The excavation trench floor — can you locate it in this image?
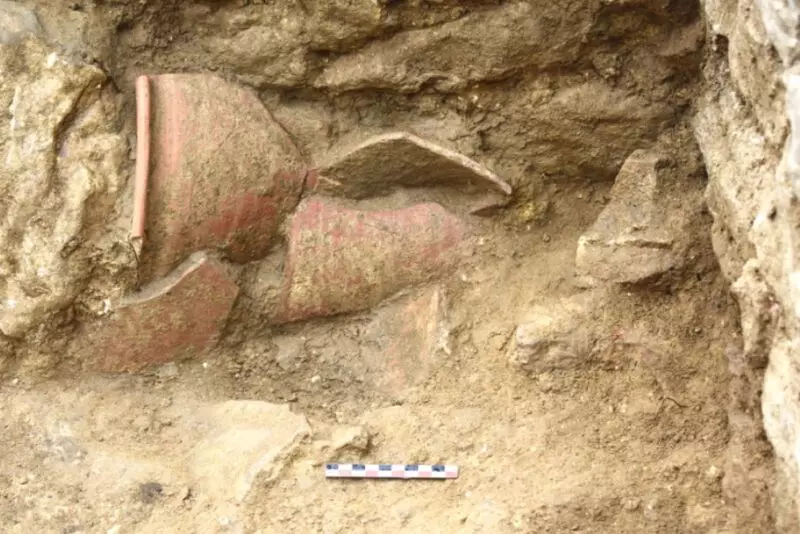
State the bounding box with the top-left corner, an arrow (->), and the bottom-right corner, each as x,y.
0,195 -> 742,533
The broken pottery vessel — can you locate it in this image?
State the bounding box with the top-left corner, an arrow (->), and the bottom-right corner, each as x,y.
74,252 -> 238,372
310,131 -> 512,212
275,197 -> 470,323
136,74 -> 308,283
575,150 -> 676,286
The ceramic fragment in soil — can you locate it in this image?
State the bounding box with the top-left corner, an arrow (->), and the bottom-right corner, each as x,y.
312,132 -> 511,200
139,73 -> 308,282
276,197 -> 470,323
362,285 -> 450,400
575,150 -> 676,286
74,252 -> 238,372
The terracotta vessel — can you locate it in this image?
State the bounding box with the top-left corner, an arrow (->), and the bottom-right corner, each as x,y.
276,197 -> 470,323
76,252 -> 239,373
134,74 -> 308,282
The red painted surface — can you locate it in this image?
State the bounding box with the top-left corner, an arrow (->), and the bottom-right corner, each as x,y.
77,254 -> 239,373
276,197 -> 469,323
140,74 -> 307,282
363,286 -> 448,398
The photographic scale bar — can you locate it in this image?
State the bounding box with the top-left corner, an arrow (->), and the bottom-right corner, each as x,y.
325,463 -> 459,479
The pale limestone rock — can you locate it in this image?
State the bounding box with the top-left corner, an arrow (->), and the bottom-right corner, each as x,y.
0,1 -> 41,44
704,0 -> 738,35
33,3 -> 91,58
575,150 -> 675,286
763,336 -> 800,526
329,425 -> 371,454
694,89 -> 772,281
0,38 -> 130,338
188,401 -> 311,503
699,0 -> 800,528
511,296 -> 596,374
755,0 -> 800,65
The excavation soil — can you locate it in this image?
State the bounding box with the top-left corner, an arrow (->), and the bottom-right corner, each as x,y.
0,1 -> 775,533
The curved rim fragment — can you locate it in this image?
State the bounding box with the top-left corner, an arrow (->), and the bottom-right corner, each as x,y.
315,131 -> 512,198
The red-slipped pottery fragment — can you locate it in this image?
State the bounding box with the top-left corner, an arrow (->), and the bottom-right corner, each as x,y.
77,252 -> 238,372
275,197 -> 470,323
139,74 -> 308,282
362,285 -> 450,400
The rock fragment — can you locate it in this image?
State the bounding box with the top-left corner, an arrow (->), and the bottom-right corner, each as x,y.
0,1 -> 41,44
511,297 -> 596,374
75,252 -> 238,372
315,1 -> 592,92
304,0 -> 383,52
0,39 -> 129,337
276,198 -> 469,323
314,425 -> 372,458
204,12 -> 308,88
188,401 -> 310,503
575,150 -> 675,286
329,425 -> 371,454
314,132 -> 511,199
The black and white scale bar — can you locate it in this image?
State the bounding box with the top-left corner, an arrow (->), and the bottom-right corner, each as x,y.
325,463 -> 459,479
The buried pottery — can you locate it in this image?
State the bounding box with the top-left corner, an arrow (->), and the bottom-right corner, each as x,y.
135,74 -> 308,282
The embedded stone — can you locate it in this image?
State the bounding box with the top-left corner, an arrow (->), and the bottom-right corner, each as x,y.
0,1 -> 41,44
276,197 -> 469,323
188,401 -> 310,503
314,2 -> 592,93
512,314 -> 594,374
76,252 -> 238,372
575,150 -> 676,286
0,39 -> 128,338
511,294 -> 597,374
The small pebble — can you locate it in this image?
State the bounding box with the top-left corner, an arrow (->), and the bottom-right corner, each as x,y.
310,375 -> 321,384
704,465 -> 722,483
542,233 -> 551,243
622,498 -> 640,511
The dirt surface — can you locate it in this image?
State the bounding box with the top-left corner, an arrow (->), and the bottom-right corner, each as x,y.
0,178 -> 769,533
0,1 -> 778,532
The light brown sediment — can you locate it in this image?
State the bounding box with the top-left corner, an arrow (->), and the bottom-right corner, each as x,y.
131,75 -> 151,239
